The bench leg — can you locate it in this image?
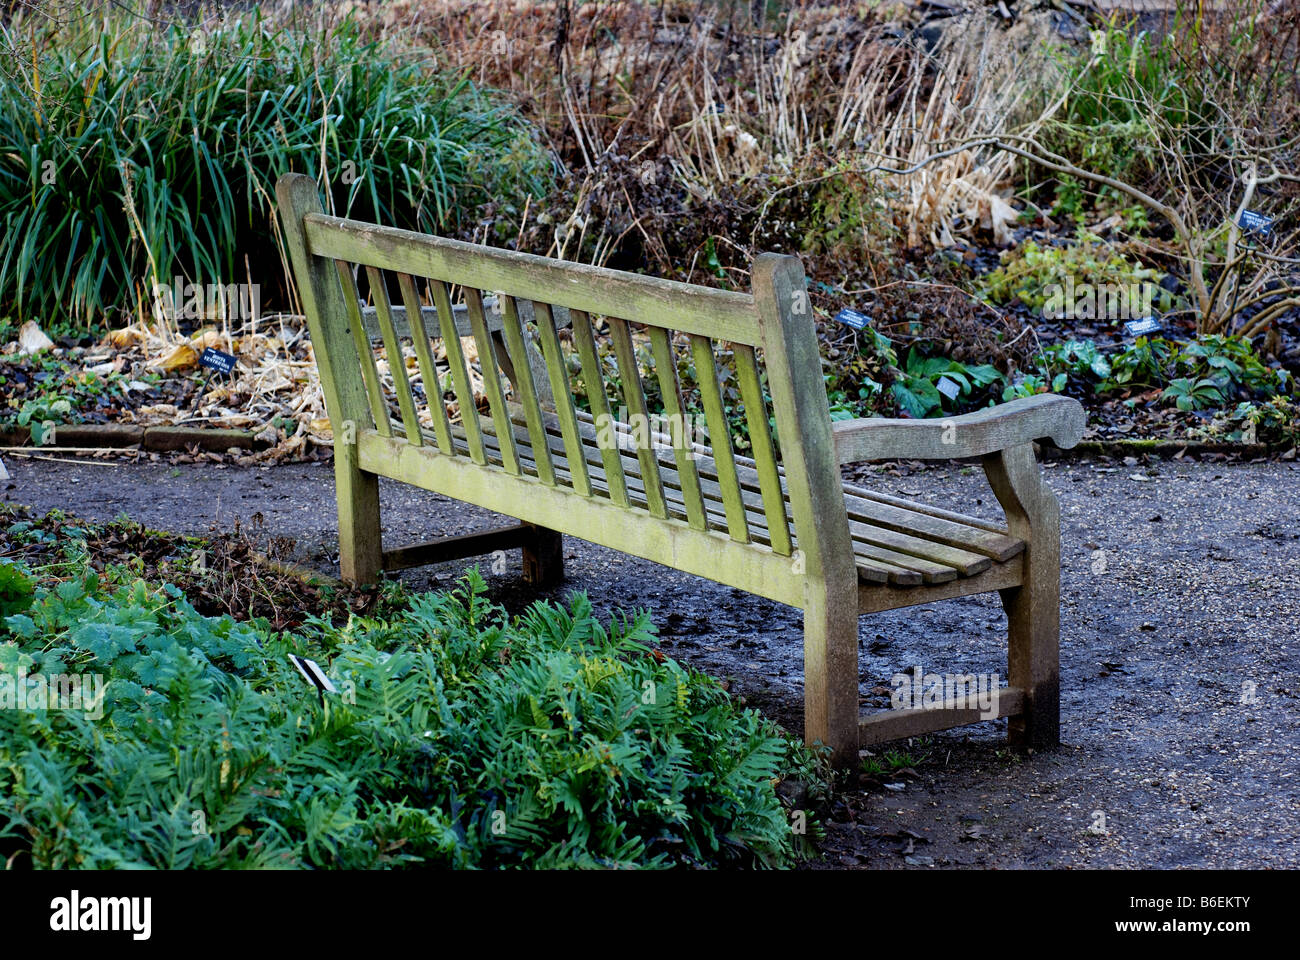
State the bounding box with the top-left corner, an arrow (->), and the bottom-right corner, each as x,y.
336,438 -> 383,585
521,524 -> 563,588
986,444 -> 1061,750
1001,565 -> 1060,749
803,592 -> 861,767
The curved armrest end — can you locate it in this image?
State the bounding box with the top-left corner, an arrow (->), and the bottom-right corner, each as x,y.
1044,395 -> 1086,450
832,394 -> 1087,463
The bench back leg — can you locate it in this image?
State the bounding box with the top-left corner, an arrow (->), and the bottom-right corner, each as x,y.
521,524 -> 563,588
276,174 -> 385,586
336,436 -> 383,586
985,443 -> 1061,749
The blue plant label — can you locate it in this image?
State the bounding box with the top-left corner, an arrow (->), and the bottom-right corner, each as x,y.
289,655 -> 337,694
1237,210 -> 1273,236
834,308 -> 871,331
198,347 -> 238,376
1124,316 -> 1163,337
935,376 -> 961,401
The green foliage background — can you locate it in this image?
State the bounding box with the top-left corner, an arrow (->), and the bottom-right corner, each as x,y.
0,12 -> 555,327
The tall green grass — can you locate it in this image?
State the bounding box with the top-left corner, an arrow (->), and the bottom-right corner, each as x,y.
0,10 -> 556,328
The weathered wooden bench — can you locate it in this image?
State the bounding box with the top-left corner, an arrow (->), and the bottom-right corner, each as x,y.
276,173 -> 1085,765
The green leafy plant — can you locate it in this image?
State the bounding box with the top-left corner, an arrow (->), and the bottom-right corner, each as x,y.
1174,335 -> 1290,398
1162,377 -> 1224,411
891,346 -> 1002,419
0,11 -> 555,327
15,396 -> 72,444
1002,372 -> 1067,402
1106,336 -> 1175,389
0,559 -> 823,869
0,562 -> 35,619
1050,174 -> 1088,226
1043,339 -> 1113,381
1195,397 -> 1300,446
978,234 -> 1170,318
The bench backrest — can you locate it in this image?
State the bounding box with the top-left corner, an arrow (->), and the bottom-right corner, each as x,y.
276,173 -> 855,608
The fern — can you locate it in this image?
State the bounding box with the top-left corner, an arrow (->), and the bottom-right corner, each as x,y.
1,561 -> 824,869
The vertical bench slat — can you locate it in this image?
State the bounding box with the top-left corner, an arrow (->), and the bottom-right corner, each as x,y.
648,327 -> 707,531
365,266 -> 422,447
533,301 -> 592,497
571,309 -> 630,508
608,317 -> 668,519
734,343 -> 792,555
499,295 -> 556,485
464,288 -> 521,476
429,278 -> 486,465
396,272 -> 455,455
689,334 -> 749,543
335,261 -> 391,437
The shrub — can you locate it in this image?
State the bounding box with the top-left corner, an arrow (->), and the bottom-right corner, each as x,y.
0,565 -> 820,869
978,234 -> 1172,319
1037,5 -> 1300,210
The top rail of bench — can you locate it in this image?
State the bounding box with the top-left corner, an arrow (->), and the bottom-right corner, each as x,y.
301,212 -> 761,344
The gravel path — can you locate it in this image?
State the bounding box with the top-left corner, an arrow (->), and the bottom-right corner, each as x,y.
4,451 -> 1297,868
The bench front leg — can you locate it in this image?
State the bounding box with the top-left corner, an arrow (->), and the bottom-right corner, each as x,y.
336,435 -> 383,585
982,442 -> 1060,749
803,583 -> 861,767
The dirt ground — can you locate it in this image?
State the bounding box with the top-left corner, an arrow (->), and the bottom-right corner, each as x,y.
4,450 -> 1297,869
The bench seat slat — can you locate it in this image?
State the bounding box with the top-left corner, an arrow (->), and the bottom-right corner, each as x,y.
648,327 -> 707,531
534,300 -> 592,497
608,316 -> 668,518
570,309 -> 630,508
335,261 -> 391,437
366,364 -> 1018,565
500,294 -> 555,485
733,343 -> 792,556
485,436 -> 934,584
575,404 -> 1020,560
690,334 -> 749,542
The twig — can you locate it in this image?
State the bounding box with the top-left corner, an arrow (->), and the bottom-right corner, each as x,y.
1,451 -> 124,465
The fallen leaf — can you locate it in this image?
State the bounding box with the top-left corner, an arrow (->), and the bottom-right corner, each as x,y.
17,321 -> 54,357
155,342 -> 199,373
979,193 -> 1020,247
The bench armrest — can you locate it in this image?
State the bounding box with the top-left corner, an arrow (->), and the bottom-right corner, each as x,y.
831,394 -> 1086,464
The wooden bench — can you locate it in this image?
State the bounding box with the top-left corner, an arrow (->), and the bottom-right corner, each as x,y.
276,173 -> 1085,765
